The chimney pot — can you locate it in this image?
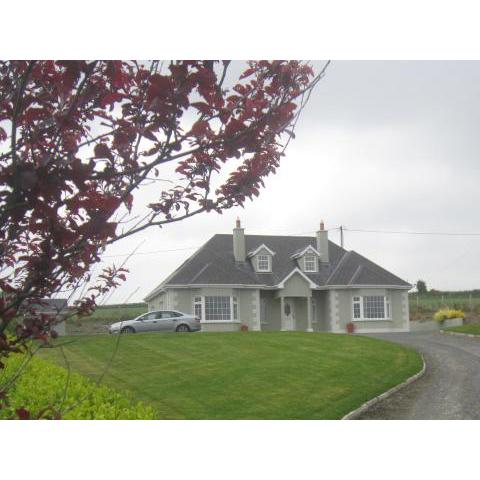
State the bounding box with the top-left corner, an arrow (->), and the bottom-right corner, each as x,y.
320,220 -> 325,231
236,217 -> 241,229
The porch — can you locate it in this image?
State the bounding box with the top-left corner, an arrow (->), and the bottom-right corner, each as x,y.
259,290 -> 329,332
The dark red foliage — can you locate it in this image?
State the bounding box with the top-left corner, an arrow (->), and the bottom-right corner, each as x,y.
0,60 -> 322,369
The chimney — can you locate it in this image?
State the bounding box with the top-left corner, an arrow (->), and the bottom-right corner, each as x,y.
316,220 -> 329,263
233,217 -> 246,262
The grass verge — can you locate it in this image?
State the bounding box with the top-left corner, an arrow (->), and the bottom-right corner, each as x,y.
443,323 -> 480,336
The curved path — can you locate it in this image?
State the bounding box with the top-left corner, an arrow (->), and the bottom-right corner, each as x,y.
357,331 -> 480,420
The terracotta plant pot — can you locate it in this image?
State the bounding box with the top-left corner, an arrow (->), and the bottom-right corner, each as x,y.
346,322 -> 355,334
240,324 -> 249,332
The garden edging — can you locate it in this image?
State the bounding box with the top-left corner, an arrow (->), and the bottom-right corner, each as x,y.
440,330 -> 478,338
341,354 -> 426,420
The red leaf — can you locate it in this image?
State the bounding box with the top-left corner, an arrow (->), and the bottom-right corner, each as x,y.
142,129 -> 157,142
94,143 -> 112,159
190,120 -> 210,138
16,408 -> 31,420
100,92 -> 124,109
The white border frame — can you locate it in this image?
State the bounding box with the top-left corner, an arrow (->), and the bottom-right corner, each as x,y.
256,254 -> 272,273
351,294 -> 392,321
194,295 -> 239,324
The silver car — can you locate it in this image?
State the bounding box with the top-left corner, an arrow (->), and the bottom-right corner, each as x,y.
108,310 -> 201,334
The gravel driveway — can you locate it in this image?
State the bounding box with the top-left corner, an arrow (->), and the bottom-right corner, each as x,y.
357,331 -> 480,420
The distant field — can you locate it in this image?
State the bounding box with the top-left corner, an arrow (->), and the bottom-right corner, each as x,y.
68,303 -> 147,335
76,303 -> 147,322
409,292 -> 480,313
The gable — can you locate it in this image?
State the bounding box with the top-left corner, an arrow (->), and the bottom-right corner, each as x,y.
281,271 -> 312,297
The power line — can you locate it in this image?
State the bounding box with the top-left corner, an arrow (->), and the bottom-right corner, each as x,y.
99,225 -> 480,260
100,229 -> 322,259
101,246 -> 199,259
344,227 -> 480,237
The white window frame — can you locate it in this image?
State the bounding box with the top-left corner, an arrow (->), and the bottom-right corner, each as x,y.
193,296 -> 203,320
303,254 -> 318,272
351,295 -> 392,321
194,295 -> 240,323
256,254 -> 271,272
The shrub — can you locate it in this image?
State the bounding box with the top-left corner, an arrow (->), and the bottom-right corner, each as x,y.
0,352 -> 155,419
433,308 -> 466,323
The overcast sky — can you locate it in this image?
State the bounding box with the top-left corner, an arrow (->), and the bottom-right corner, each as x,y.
97,61 -> 480,304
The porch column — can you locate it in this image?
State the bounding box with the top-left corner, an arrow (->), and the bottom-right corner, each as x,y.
280,296 -> 285,331
306,296 -> 313,332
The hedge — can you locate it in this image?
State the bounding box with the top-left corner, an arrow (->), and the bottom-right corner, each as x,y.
433,308 -> 466,323
0,351 -> 155,419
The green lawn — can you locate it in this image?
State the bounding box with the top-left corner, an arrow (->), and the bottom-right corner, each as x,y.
444,323 -> 480,335
40,332 -> 422,419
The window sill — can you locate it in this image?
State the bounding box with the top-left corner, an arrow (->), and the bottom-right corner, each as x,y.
352,318 -> 392,322
200,320 -> 241,324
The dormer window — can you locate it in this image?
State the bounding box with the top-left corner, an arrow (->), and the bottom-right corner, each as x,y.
304,254 -> 318,272
257,255 -> 271,272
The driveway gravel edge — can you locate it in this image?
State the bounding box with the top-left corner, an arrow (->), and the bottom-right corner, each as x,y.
440,330 -> 479,339
341,354 -> 426,420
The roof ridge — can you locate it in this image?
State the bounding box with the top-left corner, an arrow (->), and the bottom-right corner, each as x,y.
348,265 -> 363,285
348,250 -> 409,285
189,263 -> 211,283
326,250 -> 352,285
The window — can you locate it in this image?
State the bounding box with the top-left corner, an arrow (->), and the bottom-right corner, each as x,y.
304,254 -> 317,272
140,312 -> 162,321
257,255 -> 271,272
353,297 -> 361,319
352,295 -> 391,320
161,311 -> 182,318
363,296 -> 385,319
205,296 -> 231,321
195,296 -> 239,322
194,296 -> 202,320
233,296 -> 238,320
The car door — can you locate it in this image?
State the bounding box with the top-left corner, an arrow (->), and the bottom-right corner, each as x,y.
156,311 -> 177,332
135,312 -> 161,332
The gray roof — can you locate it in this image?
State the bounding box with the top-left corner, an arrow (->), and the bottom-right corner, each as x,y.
20,298 -> 69,314
145,234 -> 410,299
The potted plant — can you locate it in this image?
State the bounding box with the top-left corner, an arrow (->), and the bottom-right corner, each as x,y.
240,324 -> 249,332
346,322 -> 355,334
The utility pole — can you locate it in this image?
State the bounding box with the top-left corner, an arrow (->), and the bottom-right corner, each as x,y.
340,225 -> 344,248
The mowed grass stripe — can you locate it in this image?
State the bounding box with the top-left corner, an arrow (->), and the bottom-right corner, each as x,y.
41,332 -> 422,419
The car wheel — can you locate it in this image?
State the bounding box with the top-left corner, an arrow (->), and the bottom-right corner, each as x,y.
121,326 -> 135,334
176,324 -> 190,333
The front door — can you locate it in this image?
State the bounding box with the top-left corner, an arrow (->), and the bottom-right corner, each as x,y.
283,298 -> 295,331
